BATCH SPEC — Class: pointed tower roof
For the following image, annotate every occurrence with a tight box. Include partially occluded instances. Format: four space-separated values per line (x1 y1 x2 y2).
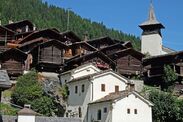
139 2 164 29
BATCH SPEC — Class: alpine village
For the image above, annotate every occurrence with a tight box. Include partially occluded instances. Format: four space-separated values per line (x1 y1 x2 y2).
0 0 182 122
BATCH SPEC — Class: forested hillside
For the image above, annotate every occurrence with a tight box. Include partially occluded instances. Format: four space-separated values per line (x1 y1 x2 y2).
0 0 140 50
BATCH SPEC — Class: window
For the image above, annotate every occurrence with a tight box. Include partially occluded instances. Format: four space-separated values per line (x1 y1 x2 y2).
134 109 137 114
115 85 119 92
78 107 82 118
97 109 102 120
82 84 85 92
67 90 70 95
101 84 105 92
104 107 107 113
127 109 130 114
75 86 78 94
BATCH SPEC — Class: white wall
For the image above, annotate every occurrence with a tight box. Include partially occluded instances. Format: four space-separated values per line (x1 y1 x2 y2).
88 102 112 122
18 115 35 122
92 72 128 101
66 79 92 121
112 93 152 122
72 66 100 79
141 34 162 56
60 64 100 85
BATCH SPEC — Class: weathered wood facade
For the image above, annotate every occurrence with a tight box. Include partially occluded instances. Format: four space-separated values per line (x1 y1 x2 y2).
0 48 27 79
100 43 126 56
109 48 144 78
143 51 183 85
4 20 34 33
30 40 68 72
64 51 116 71
86 37 121 49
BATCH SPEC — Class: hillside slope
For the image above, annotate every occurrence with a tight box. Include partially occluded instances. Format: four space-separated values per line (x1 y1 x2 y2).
0 0 140 50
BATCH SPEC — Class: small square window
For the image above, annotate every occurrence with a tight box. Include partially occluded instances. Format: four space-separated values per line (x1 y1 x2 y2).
104 107 107 113
127 108 130 114
134 109 137 114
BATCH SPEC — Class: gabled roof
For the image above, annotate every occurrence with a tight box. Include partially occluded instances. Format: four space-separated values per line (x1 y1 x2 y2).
60 63 100 76
61 31 81 42
89 90 153 106
68 69 130 84
86 36 119 47
0 70 12 90
4 20 34 30
143 50 183 65
65 51 116 69
0 48 27 60
69 41 97 51
162 46 175 54
139 3 164 29
18 107 37 116
99 43 126 54
109 48 144 60
18 28 65 44
29 39 68 53
0 26 15 35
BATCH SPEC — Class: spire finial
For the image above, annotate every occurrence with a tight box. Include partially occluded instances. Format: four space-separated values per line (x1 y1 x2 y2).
150 0 153 4
148 0 156 21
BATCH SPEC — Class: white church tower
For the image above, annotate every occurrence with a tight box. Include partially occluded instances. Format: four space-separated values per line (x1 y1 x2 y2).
139 2 165 56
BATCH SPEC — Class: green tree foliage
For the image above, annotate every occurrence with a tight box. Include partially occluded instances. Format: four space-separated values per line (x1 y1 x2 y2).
162 65 178 90
11 70 63 116
0 103 19 115
149 90 183 122
0 0 140 50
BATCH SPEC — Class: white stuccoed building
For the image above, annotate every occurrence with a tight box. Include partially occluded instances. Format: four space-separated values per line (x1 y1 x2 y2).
65 69 131 122
88 90 153 122
58 63 101 86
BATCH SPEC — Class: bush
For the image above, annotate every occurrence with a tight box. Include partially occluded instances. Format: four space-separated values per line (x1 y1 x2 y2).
11 70 63 116
149 90 183 122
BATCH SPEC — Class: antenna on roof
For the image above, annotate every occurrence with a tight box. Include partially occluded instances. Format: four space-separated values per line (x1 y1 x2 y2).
67 8 71 31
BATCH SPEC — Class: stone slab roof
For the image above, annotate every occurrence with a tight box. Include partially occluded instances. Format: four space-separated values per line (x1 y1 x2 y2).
0 70 12 90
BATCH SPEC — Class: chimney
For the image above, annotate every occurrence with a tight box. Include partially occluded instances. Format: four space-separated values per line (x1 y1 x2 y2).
33 24 36 31
9 20 13 24
0 20 1 25
25 25 29 32
17 104 37 122
126 83 135 92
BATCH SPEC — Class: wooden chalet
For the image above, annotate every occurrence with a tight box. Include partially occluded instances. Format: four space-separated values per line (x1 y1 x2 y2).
109 48 144 78
4 20 34 33
0 48 27 79
99 43 126 55
30 39 68 73
61 31 81 44
143 51 183 85
0 26 15 48
86 36 122 49
64 51 116 72
17 28 65 44
65 41 97 59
